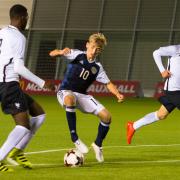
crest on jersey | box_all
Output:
[91,67,97,74]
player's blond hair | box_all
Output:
[88,33,107,49]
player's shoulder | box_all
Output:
[95,62,103,68]
[71,49,84,53]
[93,62,105,74]
[1,26,25,42]
[65,49,85,60]
[0,27,9,36]
[71,49,85,56]
[158,44,180,55]
[169,45,180,52]
[159,44,180,51]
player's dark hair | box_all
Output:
[9,4,27,19]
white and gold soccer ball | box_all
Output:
[64,149,84,167]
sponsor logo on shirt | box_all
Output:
[14,102,20,109]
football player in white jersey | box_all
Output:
[50,33,124,162]
[0,4,52,171]
[127,45,180,144]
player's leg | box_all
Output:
[0,123,29,172]
[95,109,111,147]
[77,94,109,162]
[15,95,45,149]
[57,90,88,154]
[0,112,30,171]
[57,90,78,142]
[7,94,45,168]
[91,108,111,162]
[0,82,30,171]
[127,96,175,144]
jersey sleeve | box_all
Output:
[155,45,178,56]
[96,63,110,84]
[13,36,45,88]
[13,35,26,61]
[14,59,45,88]
[63,49,84,62]
[153,45,180,73]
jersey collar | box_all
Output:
[85,52,96,63]
[8,25,19,31]
[87,59,96,63]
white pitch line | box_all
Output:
[25,148,70,155]
[8,159,180,167]
[31,159,180,165]
[103,144,180,148]
[103,159,180,164]
[25,143,180,155]
[92,159,180,164]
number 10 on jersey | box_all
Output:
[79,68,89,80]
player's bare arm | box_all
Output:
[161,70,172,79]
[43,81,55,91]
[106,82,124,102]
[49,47,71,57]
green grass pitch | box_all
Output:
[0,96,180,180]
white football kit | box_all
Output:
[57,90,105,115]
[0,25,44,87]
[153,45,180,91]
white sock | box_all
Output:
[133,112,159,130]
[15,114,46,150]
[0,125,30,161]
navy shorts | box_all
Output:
[0,81,34,115]
[159,90,180,113]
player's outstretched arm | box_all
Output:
[49,47,71,57]
[43,81,55,91]
[106,82,124,102]
[14,59,55,90]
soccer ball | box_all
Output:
[64,149,84,167]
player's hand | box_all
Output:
[62,47,71,55]
[43,81,55,91]
[49,49,61,57]
[116,94,124,103]
[161,70,171,78]
[49,47,71,57]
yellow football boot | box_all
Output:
[6,148,32,169]
[0,161,14,172]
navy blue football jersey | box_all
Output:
[60,49,110,94]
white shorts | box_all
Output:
[57,90,105,115]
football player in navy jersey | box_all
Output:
[50,33,124,162]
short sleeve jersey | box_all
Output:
[60,49,110,94]
[0,25,26,82]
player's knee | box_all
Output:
[31,113,46,134]
[106,113,112,123]
[100,111,111,124]
[64,95,76,106]
[158,113,168,120]
[101,118,111,125]
[28,101,45,116]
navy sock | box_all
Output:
[66,106,78,142]
[95,121,110,147]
